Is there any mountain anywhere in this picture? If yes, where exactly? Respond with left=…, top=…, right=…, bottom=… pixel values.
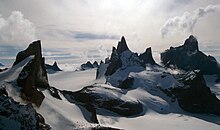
left=80, top=61, right=99, bottom=70
left=97, top=36, right=220, bottom=115
left=98, top=36, right=158, bottom=87
left=15, top=40, right=49, bottom=107
left=1, top=36, right=220, bottom=130
left=161, top=35, right=220, bottom=75
left=45, top=61, right=62, bottom=73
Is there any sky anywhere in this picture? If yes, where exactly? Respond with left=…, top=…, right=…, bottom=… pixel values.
left=0, top=0, right=220, bottom=65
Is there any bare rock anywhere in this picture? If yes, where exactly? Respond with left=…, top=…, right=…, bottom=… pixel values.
left=16, top=40, right=49, bottom=107
left=161, top=35, right=220, bottom=75
left=139, top=47, right=157, bottom=65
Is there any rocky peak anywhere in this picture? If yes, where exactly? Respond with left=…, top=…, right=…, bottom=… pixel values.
left=116, top=36, right=129, bottom=54
left=105, top=47, right=122, bottom=76
left=81, top=61, right=100, bottom=70
left=139, top=47, right=157, bottom=65
left=183, top=35, right=199, bottom=51
left=13, top=40, right=42, bottom=66
left=110, top=47, right=119, bottom=62
left=53, top=61, right=62, bottom=71
left=46, top=61, right=62, bottom=71
left=161, top=35, right=220, bottom=75
left=53, top=61, right=58, bottom=68
left=93, top=61, right=99, bottom=68
left=16, top=40, right=49, bottom=107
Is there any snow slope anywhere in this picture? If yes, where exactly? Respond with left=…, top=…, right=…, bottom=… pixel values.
left=0, top=58, right=95, bottom=130
left=48, top=67, right=220, bottom=130
left=1, top=56, right=220, bottom=130
left=48, top=69, right=98, bottom=91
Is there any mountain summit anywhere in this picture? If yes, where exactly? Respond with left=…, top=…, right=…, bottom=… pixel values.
left=161, top=35, right=220, bottom=75
left=116, top=36, right=129, bottom=54
left=183, top=35, right=199, bottom=51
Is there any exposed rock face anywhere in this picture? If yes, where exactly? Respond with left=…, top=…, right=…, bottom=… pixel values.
left=91, top=126, right=122, bottom=130
left=105, top=36, right=158, bottom=77
left=16, top=40, right=49, bottom=107
left=184, top=35, right=199, bottom=51
left=62, top=85, right=143, bottom=117
left=116, top=36, right=129, bottom=54
left=45, top=61, right=62, bottom=71
left=0, top=87, right=50, bottom=129
left=97, top=36, right=157, bottom=87
left=118, top=77, right=134, bottom=89
left=104, top=37, right=146, bottom=76
left=93, top=61, right=99, bottom=68
left=105, top=47, right=122, bottom=76
left=161, top=35, right=220, bottom=75
left=81, top=61, right=99, bottom=70
left=139, top=47, right=157, bottom=65
left=13, top=40, right=40, bottom=66
left=167, top=70, right=220, bottom=115
left=96, top=62, right=108, bottom=79
left=0, top=68, right=8, bottom=72
left=48, top=86, right=62, bottom=100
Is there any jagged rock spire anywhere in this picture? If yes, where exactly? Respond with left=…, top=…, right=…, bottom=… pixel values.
left=116, top=36, right=129, bottom=54
left=105, top=47, right=122, bottom=76
left=139, top=47, right=157, bottom=65
left=13, top=40, right=42, bottom=66
left=183, top=35, right=199, bottom=51
left=15, top=40, right=49, bottom=107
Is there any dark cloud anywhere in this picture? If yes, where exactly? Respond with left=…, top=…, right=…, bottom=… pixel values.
left=74, top=32, right=119, bottom=41
left=41, top=27, right=119, bottom=41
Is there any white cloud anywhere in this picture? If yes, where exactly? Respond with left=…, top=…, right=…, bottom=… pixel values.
left=0, top=11, right=36, bottom=46
left=161, top=4, right=220, bottom=38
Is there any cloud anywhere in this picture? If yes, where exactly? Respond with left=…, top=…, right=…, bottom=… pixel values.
left=0, top=11, right=36, bottom=45
left=173, top=0, right=192, bottom=5
left=161, top=4, right=220, bottom=38
left=74, top=32, right=119, bottom=41
left=42, top=27, right=119, bottom=42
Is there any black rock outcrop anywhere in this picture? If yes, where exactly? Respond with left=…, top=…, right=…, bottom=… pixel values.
left=0, top=87, right=50, bottom=129
left=167, top=70, right=220, bottom=115
left=161, top=35, right=220, bottom=75
left=48, top=86, right=62, bottom=100
left=139, top=47, right=157, bottom=65
left=99, top=36, right=157, bottom=80
left=116, top=36, right=129, bottom=54
left=62, top=85, right=143, bottom=117
left=118, top=77, right=134, bottom=89
left=105, top=47, right=122, bottom=76
left=15, top=40, right=49, bottom=106
left=93, top=61, right=99, bottom=68
left=81, top=61, right=99, bottom=70
left=0, top=68, right=8, bottom=72
left=45, top=61, right=62, bottom=71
